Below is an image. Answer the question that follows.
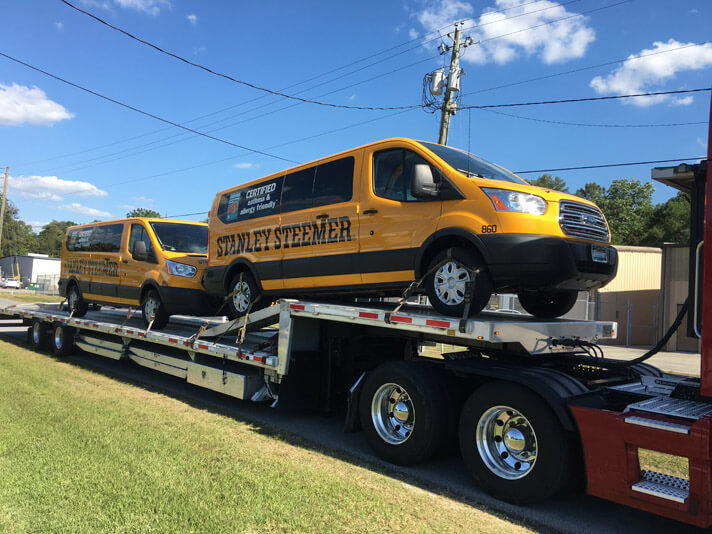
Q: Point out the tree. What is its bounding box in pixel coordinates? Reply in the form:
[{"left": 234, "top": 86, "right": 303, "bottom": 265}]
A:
[
  {"left": 35, "top": 220, "right": 76, "bottom": 257},
  {"left": 127, "top": 208, "right": 161, "bottom": 218},
  {"left": 575, "top": 182, "right": 606, "bottom": 206},
  {"left": 600, "top": 179, "right": 655, "bottom": 246},
  {"left": 0, "top": 196, "right": 37, "bottom": 256},
  {"left": 643, "top": 191, "right": 690, "bottom": 246},
  {"left": 529, "top": 174, "right": 569, "bottom": 192}
]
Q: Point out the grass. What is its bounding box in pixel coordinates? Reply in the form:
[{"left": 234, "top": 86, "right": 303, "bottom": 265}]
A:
[
  {"left": 0, "top": 340, "right": 531, "bottom": 534},
  {"left": 0, "top": 291, "right": 64, "bottom": 304},
  {"left": 638, "top": 448, "right": 689, "bottom": 480}
]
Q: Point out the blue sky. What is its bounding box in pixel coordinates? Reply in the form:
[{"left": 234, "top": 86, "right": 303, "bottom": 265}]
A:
[{"left": 1, "top": 0, "right": 710, "bottom": 231}]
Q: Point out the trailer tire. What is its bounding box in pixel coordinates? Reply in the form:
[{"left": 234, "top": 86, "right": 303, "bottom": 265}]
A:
[
  {"left": 359, "top": 361, "right": 447, "bottom": 466},
  {"left": 458, "top": 381, "right": 575, "bottom": 505},
  {"left": 51, "top": 323, "right": 74, "bottom": 358},
  {"left": 30, "top": 319, "right": 50, "bottom": 351},
  {"left": 141, "top": 289, "right": 169, "bottom": 330},
  {"left": 67, "top": 284, "right": 88, "bottom": 318}
]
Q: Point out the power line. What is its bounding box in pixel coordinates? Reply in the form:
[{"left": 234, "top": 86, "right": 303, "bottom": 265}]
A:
[
  {"left": 0, "top": 51, "right": 300, "bottom": 164},
  {"left": 479, "top": 107, "right": 707, "bottom": 128},
  {"left": 515, "top": 157, "right": 706, "bottom": 174},
  {"left": 462, "top": 87, "right": 712, "bottom": 109}
]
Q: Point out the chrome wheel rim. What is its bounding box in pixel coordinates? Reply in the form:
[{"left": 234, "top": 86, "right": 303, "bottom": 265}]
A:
[
  {"left": 232, "top": 281, "right": 251, "bottom": 313},
  {"left": 54, "top": 327, "right": 63, "bottom": 349},
  {"left": 32, "top": 323, "right": 41, "bottom": 344},
  {"left": 433, "top": 261, "right": 471, "bottom": 306},
  {"left": 68, "top": 290, "right": 78, "bottom": 310},
  {"left": 476, "top": 405, "right": 537, "bottom": 480},
  {"left": 371, "top": 382, "right": 415, "bottom": 445},
  {"left": 144, "top": 295, "right": 160, "bottom": 319}
]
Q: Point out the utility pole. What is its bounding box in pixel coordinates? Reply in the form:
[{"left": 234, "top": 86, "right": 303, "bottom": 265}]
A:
[
  {"left": 436, "top": 21, "right": 474, "bottom": 145},
  {"left": 0, "top": 167, "right": 7, "bottom": 253}
]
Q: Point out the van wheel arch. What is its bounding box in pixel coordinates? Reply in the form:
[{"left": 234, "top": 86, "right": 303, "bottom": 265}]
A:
[
  {"left": 139, "top": 280, "right": 162, "bottom": 304},
  {"left": 224, "top": 260, "right": 263, "bottom": 293},
  {"left": 417, "top": 230, "right": 489, "bottom": 281}
]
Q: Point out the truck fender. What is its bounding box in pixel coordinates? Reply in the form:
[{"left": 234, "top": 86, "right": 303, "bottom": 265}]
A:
[
  {"left": 344, "top": 372, "right": 367, "bottom": 433},
  {"left": 445, "top": 359, "right": 588, "bottom": 432}
]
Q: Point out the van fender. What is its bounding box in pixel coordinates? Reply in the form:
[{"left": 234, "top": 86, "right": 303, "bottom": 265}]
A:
[
  {"left": 139, "top": 279, "right": 162, "bottom": 303},
  {"left": 225, "top": 257, "right": 263, "bottom": 291},
  {"left": 65, "top": 275, "right": 90, "bottom": 297},
  {"left": 415, "top": 228, "right": 490, "bottom": 279}
]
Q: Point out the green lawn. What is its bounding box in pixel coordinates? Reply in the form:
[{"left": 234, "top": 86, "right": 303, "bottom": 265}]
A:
[
  {"left": 0, "top": 341, "right": 531, "bottom": 534},
  {"left": 0, "top": 292, "right": 64, "bottom": 304}
]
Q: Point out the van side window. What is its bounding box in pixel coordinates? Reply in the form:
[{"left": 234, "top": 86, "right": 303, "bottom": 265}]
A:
[
  {"left": 217, "top": 177, "right": 283, "bottom": 224},
  {"left": 66, "top": 228, "right": 93, "bottom": 252},
  {"left": 129, "top": 224, "right": 154, "bottom": 257},
  {"left": 313, "top": 157, "right": 354, "bottom": 208},
  {"left": 373, "top": 149, "right": 433, "bottom": 202},
  {"left": 89, "top": 224, "right": 123, "bottom": 252},
  {"left": 281, "top": 168, "right": 315, "bottom": 213}
]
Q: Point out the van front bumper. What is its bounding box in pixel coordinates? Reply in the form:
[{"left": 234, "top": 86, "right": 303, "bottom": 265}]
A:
[
  {"left": 202, "top": 266, "right": 227, "bottom": 297},
  {"left": 159, "top": 286, "right": 219, "bottom": 316},
  {"left": 480, "top": 234, "right": 618, "bottom": 291}
]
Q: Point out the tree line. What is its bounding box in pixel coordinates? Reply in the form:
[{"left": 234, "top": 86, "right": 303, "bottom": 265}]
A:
[{"left": 0, "top": 182, "right": 688, "bottom": 259}]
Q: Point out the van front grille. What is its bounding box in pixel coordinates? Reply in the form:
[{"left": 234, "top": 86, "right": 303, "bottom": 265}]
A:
[{"left": 559, "top": 201, "right": 610, "bottom": 242}]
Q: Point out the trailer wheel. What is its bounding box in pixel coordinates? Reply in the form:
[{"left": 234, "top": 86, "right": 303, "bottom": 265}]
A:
[
  {"left": 52, "top": 323, "right": 74, "bottom": 358},
  {"left": 67, "top": 284, "right": 88, "bottom": 318},
  {"left": 517, "top": 290, "right": 577, "bottom": 318},
  {"left": 458, "top": 381, "right": 575, "bottom": 504},
  {"left": 359, "top": 361, "right": 447, "bottom": 465},
  {"left": 226, "top": 271, "right": 263, "bottom": 319},
  {"left": 141, "top": 289, "right": 169, "bottom": 329},
  {"left": 425, "top": 248, "right": 492, "bottom": 317},
  {"left": 30, "top": 319, "right": 50, "bottom": 351}
]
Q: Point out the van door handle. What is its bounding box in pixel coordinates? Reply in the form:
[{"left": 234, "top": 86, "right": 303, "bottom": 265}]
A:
[
  {"left": 316, "top": 213, "right": 329, "bottom": 220},
  {"left": 363, "top": 209, "right": 378, "bottom": 215},
  {"left": 122, "top": 259, "right": 129, "bottom": 264}
]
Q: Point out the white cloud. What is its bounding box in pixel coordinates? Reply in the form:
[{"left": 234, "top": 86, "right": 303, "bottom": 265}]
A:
[
  {"left": 232, "top": 163, "right": 253, "bottom": 169},
  {"left": 672, "top": 95, "right": 694, "bottom": 106},
  {"left": 55, "top": 22, "right": 64, "bottom": 31},
  {"left": 113, "top": 0, "right": 171, "bottom": 16},
  {"left": 412, "top": 0, "right": 595, "bottom": 65},
  {"left": 79, "top": 0, "right": 111, "bottom": 10},
  {"left": 187, "top": 13, "right": 198, "bottom": 25},
  {"left": 590, "top": 40, "right": 712, "bottom": 106},
  {"left": 132, "top": 195, "right": 154, "bottom": 204},
  {"left": 193, "top": 46, "right": 207, "bottom": 56},
  {"left": 59, "top": 203, "right": 111, "bottom": 218},
  {"left": 698, "top": 138, "right": 708, "bottom": 151},
  {"left": 9, "top": 175, "right": 107, "bottom": 201},
  {"left": 0, "top": 84, "right": 74, "bottom": 126},
  {"left": 28, "top": 221, "right": 50, "bottom": 233}
]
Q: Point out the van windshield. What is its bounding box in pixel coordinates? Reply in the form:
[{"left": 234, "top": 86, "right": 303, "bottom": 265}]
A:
[
  {"left": 149, "top": 222, "right": 208, "bottom": 254},
  {"left": 418, "top": 141, "right": 527, "bottom": 185}
]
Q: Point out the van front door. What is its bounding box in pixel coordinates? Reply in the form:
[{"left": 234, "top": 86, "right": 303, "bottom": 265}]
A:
[{"left": 120, "top": 222, "right": 159, "bottom": 307}]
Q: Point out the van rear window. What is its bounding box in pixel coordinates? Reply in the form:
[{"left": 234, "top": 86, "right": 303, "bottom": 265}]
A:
[
  {"left": 66, "top": 224, "right": 124, "bottom": 253},
  {"left": 217, "top": 176, "right": 283, "bottom": 224}
]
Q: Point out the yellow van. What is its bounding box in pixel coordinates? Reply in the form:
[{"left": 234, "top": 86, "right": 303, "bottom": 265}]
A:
[
  {"left": 59, "top": 218, "right": 213, "bottom": 329},
  {"left": 204, "top": 138, "right": 618, "bottom": 318}
]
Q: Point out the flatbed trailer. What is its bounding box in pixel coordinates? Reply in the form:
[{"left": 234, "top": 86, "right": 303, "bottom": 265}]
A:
[{"left": 3, "top": 296, "right": 711, "bottom": 527}]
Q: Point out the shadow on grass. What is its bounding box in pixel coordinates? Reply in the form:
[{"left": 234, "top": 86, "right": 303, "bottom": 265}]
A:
[{"left": 1, "top": 329, "right": 702, "bottom": 534}]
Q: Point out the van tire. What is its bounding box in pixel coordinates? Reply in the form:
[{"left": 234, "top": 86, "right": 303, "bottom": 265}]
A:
[
  {"left": 141, "top": 289, "right": 169, "bottom": 330},
  {"left": 67, "top": 284, "right": 89, "bottom": 318},
  {"left": 226, "top": 271, "right": 263, "bottom": 319},
  {"left": 425, "top": 247, "right": 492, "bottom": 317},
  {"left": 518, "top": 290, "right": 577, "bottom": 318}
]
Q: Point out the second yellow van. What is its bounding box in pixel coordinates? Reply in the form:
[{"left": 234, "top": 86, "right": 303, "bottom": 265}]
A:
[
  {"left": 59, "top": 217, "right": 214, "bottom": 329},
  {"left": 204, "top": 138, "right": 618, "bottom": 319}
]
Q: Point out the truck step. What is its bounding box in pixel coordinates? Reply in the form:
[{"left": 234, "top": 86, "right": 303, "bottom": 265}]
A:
[
  {"left": 631, "top": 471, "right": 689, "bottom": 503},
  {"left": 627, "top": 396, "right": 712, "bottom": 421},
  {"left": 624, "top": 415, "right": 691, "bottom": 434}
]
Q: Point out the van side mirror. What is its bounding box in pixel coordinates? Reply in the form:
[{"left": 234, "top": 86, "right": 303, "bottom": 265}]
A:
[
  {"left": 411, "top": 163, "right": 440, "bottom": 199},
  {"left": 132, "top": 240, "right": 148, "bottom": 261}
]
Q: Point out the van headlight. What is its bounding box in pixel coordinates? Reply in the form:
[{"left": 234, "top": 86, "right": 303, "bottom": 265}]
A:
[
  {"left": 166, "top": 260, "right": 197, "bottom": 278},
  {"left": 482, "top": 188, "right": 547, "bottom": 215}
]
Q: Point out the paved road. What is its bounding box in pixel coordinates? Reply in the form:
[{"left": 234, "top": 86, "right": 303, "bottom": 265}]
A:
[{"left": 0, "top": 317, "right": 706, "bottom": 534}]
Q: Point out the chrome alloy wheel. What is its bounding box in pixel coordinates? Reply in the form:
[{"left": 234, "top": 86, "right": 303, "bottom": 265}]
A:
[
  {"left": 143, "top": 295, "right": 161, "bottom": 319},
  {"left": 371, "top": 382, "right": 415, "bottom": 445},
  {"left": 433, "top": 261, "right": 471, "bottom": 306},
  {"left": 232, "top": 281, "right": 251, "bottom": 314},
  {"left": 54, "top": 326, "right": 63, "bottom": 350},
  {"left": 32, "top": 322, "right": 42, "bottom": 345},
  {"left": 476, "top": 405, "right": 538, "bottom": 480},
  {"left": 68, "top": 290, "right": 79, "bottom": 310}
]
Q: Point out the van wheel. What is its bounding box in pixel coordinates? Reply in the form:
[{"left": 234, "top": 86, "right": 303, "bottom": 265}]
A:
[
  {"left": 30, "top": 319, "right": 50, "bottom": 351},
  {"left": 67, "top": 284, "right": 88, "bottom": 317},
  {"left": 425, "top": 248, "right": 492, "bottom": 317},
  {"left": 141, "top": 289, "right": 169, "bottom": 329},
  {"left": 359, "top": 361, "right": 448, "bottom": 465},
  {"left": 458, "top": 381, "right": 575, "bottom": 504},
  {"left": 52, "top": 323, "right": 75, "bottom": 358},
  {"left": 518, "top": 290, "right": 577, "bottom": 318},
  {"left": 226, "top": 272, "right": 262, "bottom": 319}
]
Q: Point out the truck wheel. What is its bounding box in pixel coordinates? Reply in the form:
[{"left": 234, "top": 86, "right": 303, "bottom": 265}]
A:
[
  {"left": 518, "top": 290, "right": 577, "bottom": 318},
  {"left": 141, "top": 289, "right": 169, "bottom": 329},
  {"left": 30, "top": 319, "right": 50, "bottom": 351},
  {"left": 458, "top": 381, "right": 575, "bottom": 505},
  {"left": 52, "top": 323, "right": 75, "bottom": 358},
  {"left": 226, "top": 271, "right": 262, "bottom": 319},
  {"left": 359, "top": 361, "right": 447, "bottom": 465},
  {"left": 67, "top": 284, "right": 89, "bottom": 318},
  {"left": 425, "top": 248, "right": 492, "bottom": 317}
]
